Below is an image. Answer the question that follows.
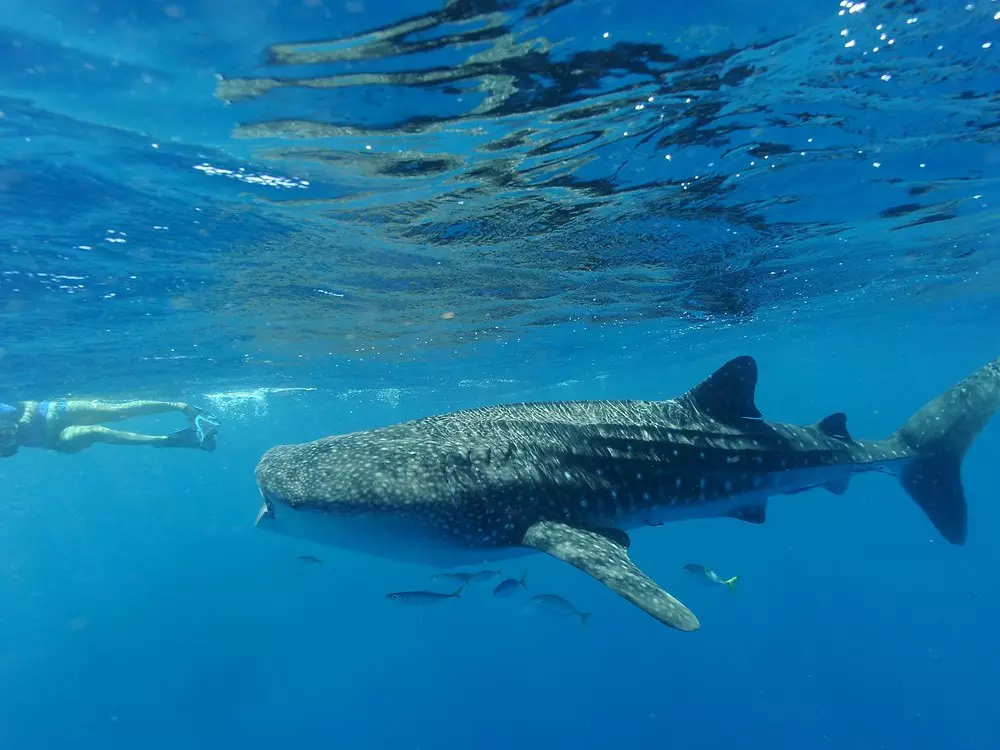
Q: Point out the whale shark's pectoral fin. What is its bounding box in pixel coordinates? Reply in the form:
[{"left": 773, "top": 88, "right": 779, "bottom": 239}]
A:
[{"left": 521, "top": 521, "right": 700, "bottom": 632}]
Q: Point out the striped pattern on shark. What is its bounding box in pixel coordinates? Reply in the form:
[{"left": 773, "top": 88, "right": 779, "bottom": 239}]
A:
[{"left": 254, "top": 354, "right": 1000, "bottom": 632}]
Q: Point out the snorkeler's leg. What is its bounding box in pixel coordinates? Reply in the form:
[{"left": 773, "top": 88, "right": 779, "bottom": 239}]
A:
[
  {"left": 55, "top": 425, "right": 170, "bottom": 452},
  {"left": 56, "top": 424, "right": 216, "bottom": 453},
  {"left": 61, "top": 400, "right": 207, "bottom": 426}
]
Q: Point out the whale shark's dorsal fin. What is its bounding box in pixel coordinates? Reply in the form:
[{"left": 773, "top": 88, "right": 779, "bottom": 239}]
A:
[
  {"left": 816, "top": 412, "right": 851, "bottom": 440},
  {"left": 683, "top": 355, "right": 761, "bottom": 423},
  {"left": 521, "top": 521, "right": 699, "bottom": 632}
]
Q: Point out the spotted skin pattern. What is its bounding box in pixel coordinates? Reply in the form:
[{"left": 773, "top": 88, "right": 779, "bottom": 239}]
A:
[{"left": 255, "top": 354, "right": 1000, "bottom": 631}]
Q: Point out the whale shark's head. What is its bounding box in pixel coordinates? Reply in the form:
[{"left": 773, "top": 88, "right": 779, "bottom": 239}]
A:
[
  {"left": 253, "top": 437, "right": 411, "bottom": 556},
  {"left": 255, "top": 442, "right": 326, "bottom": 511},
  {"left": 254, "top": 424, "right": 474, "bottom": 515},
  {"left": 252, "top": 435, "right": 503, "bottom": 566},
  {"left": 253, "top": 438, "right": 379, "bottom": 518}
]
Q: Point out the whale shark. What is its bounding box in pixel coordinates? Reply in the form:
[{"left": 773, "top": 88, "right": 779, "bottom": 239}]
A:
[{"left": 254, "top": 354, "right": 1000, "bottom": 632}]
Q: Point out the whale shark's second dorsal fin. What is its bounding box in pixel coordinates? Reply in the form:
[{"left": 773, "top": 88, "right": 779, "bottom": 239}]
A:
[
  {"left": 683, "top": 355, "right": 762, "bottom": 423},
  {"left": 521, "top": 520, "right": 699, "bottom": 632}
]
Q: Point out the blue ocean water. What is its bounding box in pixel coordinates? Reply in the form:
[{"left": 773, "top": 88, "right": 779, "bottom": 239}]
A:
[{"left": 2, "top": 0, "right": 1000, "bottom": 747}]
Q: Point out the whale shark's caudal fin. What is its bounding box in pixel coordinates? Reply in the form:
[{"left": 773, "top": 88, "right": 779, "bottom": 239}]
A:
[
  {"left": 521, "top": 520, "right": 700, "bottom": 632},
  {"left": 892, "top": 355, "right": 1000, "bottom": 545}
]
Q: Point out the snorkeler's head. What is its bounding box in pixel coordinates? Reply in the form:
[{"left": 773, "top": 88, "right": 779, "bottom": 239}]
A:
[{"left": 0, "top": 422, "right": 18, "bottom": 457}]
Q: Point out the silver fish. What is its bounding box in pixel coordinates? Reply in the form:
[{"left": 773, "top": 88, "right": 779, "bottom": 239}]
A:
[
  {"left": 493, "top": 572, "right": 529, "bottom": 598},
  {"left": 469, "top": 569, "right": 503, "bottom": 582},
  {"left": 386, "top": 587, "right": 463, "bottom": 606},
  {"left": 532, "top": 593, "right": 591, "bottom": 626},
  {"left": 430, "top": 572, "right": 476, "bottom": 584}
]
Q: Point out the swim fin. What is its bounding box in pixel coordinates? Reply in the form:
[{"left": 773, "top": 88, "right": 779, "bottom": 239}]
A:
[
  {"left": 193, "top": 414, "right": 217, "bottom": 444},
  {"left": 160, "top": 417, "right": 217, "bottom": 451},
  {"left": 185, "top": 404, "right": 220, "bottom": 424}
]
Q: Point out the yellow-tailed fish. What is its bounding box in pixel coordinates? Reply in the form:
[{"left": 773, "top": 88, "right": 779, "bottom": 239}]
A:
[{"left": 684, "top": 563, "right": 739, "bottom": 592}]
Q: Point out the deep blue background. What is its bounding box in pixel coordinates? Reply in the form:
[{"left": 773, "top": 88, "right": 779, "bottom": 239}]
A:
[{"left": 2, "top": 317, "right": 999, "bottom": 749}]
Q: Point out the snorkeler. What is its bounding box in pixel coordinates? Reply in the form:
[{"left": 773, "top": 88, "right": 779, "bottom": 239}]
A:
[{"left": 0, "top": 399, "right": 218, "bottom": 457}]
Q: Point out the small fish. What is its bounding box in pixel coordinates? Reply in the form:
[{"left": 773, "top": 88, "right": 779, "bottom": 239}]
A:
[
  {"left": 643, "top": 520, "right": 664, "bottom": 527},
  {"left": 531, "top": 594, "right": 591, "bottom": 626},
  {"left": 430, "top": 572, "right": 476, "bottom": 584},
  {"left": 297, "top": 555, "right": 324, "bottom": 564},
  {"left": 684, "top": 563, "right": 739, "bottom": 591},
  {"left": 386, "top": 587, "right": 463, "bottom": 606},
  {"left": 493, "top": 572, "right": 529, "bottom": 598},
  {"left": 469, "top": 568, "right": 503, "bottom": 582}
]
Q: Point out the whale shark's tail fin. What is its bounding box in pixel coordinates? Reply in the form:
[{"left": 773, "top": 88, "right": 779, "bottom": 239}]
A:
[{"left": 891, "top": 355, "right": 1000, "bottom": 545}]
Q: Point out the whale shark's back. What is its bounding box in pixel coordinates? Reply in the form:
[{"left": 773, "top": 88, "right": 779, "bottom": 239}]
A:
[{"left": 254, "top": 397, "right": 696, "bottom": 531}]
